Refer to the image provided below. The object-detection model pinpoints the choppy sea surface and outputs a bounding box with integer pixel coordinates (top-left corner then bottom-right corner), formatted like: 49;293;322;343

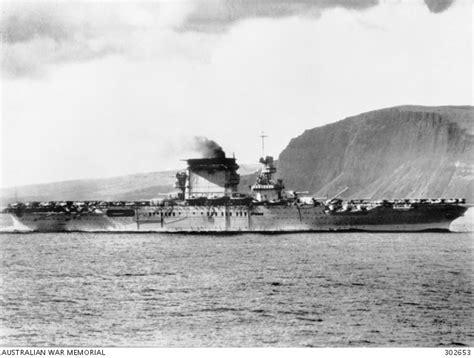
0;232;472;347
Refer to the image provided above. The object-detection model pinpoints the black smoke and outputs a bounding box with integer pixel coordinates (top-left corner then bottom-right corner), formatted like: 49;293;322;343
192;136;226;159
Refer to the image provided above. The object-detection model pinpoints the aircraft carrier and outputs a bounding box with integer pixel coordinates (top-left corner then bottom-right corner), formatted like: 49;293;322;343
2;149;468;232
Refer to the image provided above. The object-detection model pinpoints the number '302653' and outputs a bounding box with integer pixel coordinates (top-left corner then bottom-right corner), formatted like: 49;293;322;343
445;349;471;356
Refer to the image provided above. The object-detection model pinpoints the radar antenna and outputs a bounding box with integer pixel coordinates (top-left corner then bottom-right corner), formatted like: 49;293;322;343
260;131;268;158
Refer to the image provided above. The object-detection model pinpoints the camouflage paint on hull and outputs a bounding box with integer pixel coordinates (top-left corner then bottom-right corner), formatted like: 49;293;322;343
8;203;468;233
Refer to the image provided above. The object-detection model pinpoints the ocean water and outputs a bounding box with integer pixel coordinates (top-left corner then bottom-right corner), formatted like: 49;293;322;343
0;232;472;347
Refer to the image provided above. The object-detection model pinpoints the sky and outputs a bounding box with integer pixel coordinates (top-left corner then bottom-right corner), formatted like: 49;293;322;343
0;0;472;187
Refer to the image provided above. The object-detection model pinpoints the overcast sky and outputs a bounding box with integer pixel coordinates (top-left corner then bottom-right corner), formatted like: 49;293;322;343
1;0;472;187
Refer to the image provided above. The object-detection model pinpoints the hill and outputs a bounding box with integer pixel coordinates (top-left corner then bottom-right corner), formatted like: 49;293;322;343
277;105;474;201
0;164;261;204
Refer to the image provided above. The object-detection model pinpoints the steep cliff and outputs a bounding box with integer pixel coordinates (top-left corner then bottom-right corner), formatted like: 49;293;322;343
278;106;474;201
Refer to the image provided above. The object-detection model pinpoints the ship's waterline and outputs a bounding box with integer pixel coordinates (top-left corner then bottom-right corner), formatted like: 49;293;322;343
4;207;464;232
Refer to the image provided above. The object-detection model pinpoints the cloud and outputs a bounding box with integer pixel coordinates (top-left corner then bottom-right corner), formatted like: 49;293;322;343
0;1;382;78
1;5;70;44
0;0;461;79
180;0;461;32
179;0;380;32
0;2;177;78
2;38;121;78
424;0;456;13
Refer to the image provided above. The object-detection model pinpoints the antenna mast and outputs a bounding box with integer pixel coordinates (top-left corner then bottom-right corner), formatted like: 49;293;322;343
260;131;268;158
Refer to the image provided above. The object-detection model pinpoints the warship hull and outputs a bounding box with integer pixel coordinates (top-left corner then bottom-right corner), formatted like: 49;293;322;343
4;153;468;233
7;203;467;233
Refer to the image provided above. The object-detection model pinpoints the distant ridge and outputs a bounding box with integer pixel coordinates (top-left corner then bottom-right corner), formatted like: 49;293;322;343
278;105;473;201
0;164;261;204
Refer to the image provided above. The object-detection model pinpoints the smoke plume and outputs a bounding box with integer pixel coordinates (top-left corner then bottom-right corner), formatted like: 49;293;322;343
192;136;226;158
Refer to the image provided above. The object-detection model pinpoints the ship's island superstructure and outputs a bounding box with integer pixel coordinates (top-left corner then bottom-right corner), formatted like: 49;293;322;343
3;151;468;232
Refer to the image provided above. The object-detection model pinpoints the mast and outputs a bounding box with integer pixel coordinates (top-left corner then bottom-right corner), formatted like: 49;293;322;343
252;132;284;202
260;131;267;159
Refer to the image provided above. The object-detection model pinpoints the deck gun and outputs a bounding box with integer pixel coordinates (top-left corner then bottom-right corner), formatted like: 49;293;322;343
325;186;349;205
